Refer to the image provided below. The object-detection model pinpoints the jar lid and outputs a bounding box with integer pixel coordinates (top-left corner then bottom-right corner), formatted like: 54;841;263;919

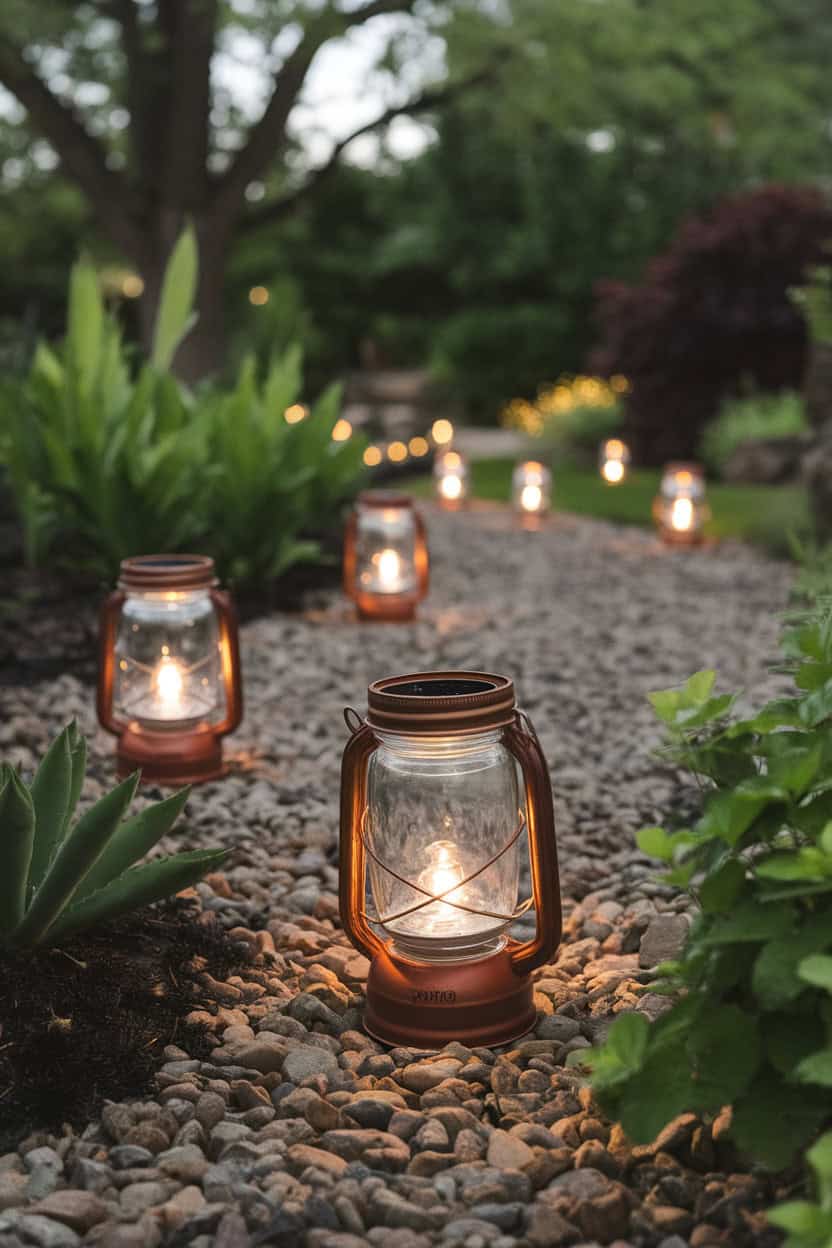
118;554;218;591
358;491;415;510
366;671;516;735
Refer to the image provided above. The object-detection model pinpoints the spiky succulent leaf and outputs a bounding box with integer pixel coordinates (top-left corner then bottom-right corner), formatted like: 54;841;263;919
64;721;87;838
73;786;191;903
0;765;35;938
14;772;140;946
50;848;229;941
27;725;73;891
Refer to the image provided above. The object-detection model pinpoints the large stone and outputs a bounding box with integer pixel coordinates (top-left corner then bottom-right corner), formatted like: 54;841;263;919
486;1130;535;1171
639;915;690;968
283;1045;339;1084
29;1193;108;1233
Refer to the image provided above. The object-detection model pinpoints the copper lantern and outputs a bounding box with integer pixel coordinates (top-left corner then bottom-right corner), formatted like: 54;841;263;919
434;450;469;508
512;460;552;521
339;672;562;1048
652;462;710;544
599;438;631;484
343;493;429;622
97;555;243;785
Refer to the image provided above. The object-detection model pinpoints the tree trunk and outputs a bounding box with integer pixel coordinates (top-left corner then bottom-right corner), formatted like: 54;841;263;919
136;216;231;384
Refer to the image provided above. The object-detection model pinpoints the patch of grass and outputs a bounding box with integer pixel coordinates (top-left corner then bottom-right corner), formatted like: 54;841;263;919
405;457;809;555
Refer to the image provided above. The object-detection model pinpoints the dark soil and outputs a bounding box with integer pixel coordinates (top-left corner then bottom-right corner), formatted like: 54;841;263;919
0;898;248;1150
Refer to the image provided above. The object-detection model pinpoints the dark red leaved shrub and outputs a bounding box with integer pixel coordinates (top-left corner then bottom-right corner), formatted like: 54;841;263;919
591;186;832;463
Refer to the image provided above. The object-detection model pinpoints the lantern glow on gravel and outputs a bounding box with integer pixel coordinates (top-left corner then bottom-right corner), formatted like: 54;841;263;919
512;460;552;519
434;449;469;508
343;493;429;622
652;463;710;544
339;671;562;1048
599;438;631;484
98;555;243;785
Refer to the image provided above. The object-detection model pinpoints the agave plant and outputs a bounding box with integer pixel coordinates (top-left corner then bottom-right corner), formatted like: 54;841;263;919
0;723;227;949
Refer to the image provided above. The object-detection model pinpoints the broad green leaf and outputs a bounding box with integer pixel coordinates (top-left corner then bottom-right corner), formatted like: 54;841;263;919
756;849;831;882
27;725;74;890
699;786;781;847
673;693;735;729
66;257;102;396
809;1132;832;1205
587;1012;648;1094
613;1036;695;1144
801;681;832;728
13;772;140;946
50;848;229;940
753;912;832;1009
732;1072;828;1170
152;225;198;372
800;954;832;992
699;858;746;912
0;766;35;938
684;669;716;703
767;1201;832;1238
636;826;674;862
703;898;794;945
64;722;87;838
796;1047;832;1087
686;1006;760;1109
767;744;823;795
73;786;191;902
647;687;680;724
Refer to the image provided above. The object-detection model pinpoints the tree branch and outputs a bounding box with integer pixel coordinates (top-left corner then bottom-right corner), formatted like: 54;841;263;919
213;0;418;218
0;35;143;258
241;67;494;233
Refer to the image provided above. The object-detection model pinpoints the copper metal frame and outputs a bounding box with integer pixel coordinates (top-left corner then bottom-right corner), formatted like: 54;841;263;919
339;671;562;1048
343;493;429;622
97;556;243;786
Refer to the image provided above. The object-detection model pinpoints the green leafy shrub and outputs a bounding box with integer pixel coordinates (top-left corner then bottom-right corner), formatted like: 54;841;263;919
700;390;807;473
0;722;224;948
589;606;832;1173
769;1132;832;1246
0;228;365;584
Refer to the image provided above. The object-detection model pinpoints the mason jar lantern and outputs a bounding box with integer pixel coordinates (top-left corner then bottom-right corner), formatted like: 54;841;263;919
512;461;552;520
343;493;429;622
339;672;561;1048
599;438;631;484
434;450;469;508
97;555;243;784
652;462;710;544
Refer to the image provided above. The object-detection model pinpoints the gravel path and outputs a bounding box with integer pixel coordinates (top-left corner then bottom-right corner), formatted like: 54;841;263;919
0;507;795;1248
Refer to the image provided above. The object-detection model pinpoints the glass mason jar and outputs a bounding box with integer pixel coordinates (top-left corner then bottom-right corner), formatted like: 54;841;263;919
512;461;552;517
344;493;429;621
434;450;469;507
98;555;243;783
339;671;562;1048
365;722;520;963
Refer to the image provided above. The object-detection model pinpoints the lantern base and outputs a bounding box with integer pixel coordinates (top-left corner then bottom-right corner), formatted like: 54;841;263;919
116;726;224;786
354;592;418;623
363;946;536;1050
658;528;705;548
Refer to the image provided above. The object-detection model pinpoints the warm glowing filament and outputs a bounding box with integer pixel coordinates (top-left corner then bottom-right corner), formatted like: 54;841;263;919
154;657;184;710
671;497;694;532
602;459;625;483
675;470;693;487
439;474;463;501
418;841;465;919
375;547;401;589
520;483;543;512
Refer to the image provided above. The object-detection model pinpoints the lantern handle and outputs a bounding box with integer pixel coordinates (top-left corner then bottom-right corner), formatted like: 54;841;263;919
97;589;127;735
343;706;366;736
210;588;244;737
503;710;562;977
339;720;385;961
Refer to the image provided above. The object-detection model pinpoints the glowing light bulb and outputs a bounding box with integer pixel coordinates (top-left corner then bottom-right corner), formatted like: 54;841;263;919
439;474;462;501
671;497;694;532
602;459;625;483
376;547;401;590
154;656;184;711
417;840;466;930
520;483;543;512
